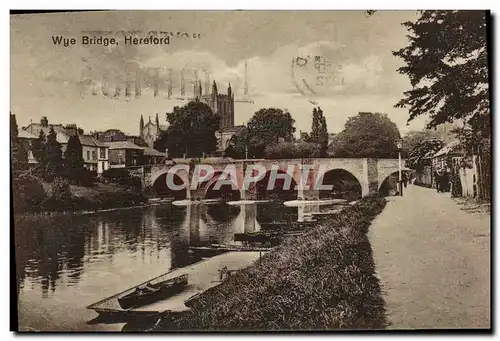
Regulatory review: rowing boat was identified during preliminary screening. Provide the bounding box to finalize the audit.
[118,274,188,310]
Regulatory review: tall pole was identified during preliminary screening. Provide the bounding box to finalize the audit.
[398,149,403,196]
[244,61,248,96]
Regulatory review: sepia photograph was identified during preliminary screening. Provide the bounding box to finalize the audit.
[10,9,491,332]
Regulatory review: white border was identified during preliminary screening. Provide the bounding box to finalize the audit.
[3,3,498,341]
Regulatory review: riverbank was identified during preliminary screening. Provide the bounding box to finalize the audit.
[156,195,388,331]
[14,182,148,219]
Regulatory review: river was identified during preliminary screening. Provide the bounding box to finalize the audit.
[14,200,340,331]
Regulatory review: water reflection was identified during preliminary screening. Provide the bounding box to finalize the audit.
[15,200,337,331]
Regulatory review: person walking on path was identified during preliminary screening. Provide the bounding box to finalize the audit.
[434,170,441,192]
[402,172,408,188]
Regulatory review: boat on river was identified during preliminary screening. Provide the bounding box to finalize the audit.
[118,274,188,310]
[86,273,188,320]
[189,244,272,253]
[87,252,264,322]
[283,198,348,207]
[234,230,304,243]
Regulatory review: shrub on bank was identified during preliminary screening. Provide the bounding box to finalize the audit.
[165,195,387,331]
[12,173,46,213]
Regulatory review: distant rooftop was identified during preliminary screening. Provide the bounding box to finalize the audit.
[105,141,144,150]
[141,146,165,156]
[18,130,38,139]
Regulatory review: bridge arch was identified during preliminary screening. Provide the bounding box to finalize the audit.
[317,168,363,201]
[378,170,412,196]
[378,168,412,190]
[254,169,298,200]
[203,171,242,201]
[152,172,188,199]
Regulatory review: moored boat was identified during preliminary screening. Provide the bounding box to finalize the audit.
[117,274,188,310]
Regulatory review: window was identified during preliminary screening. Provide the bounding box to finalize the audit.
[92,151,97,160]
[99,148,106,159]
[87,151,90,160]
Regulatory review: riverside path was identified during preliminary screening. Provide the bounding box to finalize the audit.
[368,184,490,329]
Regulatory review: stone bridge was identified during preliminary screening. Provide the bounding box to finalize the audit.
[132,158,410,200]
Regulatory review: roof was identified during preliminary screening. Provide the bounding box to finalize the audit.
[432,140,462,158]
[105,141,145,150]
[22,125,69,144]
[141,147,165,156]
[222,125,246,133]
[18,130,38,139]
[79,135,108,147]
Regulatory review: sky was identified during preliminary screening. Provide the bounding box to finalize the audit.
[10,10,428,137]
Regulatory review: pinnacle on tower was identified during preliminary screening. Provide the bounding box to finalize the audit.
[228,83,232,97]
[139,114,144,138]
[198,80,203,97]
[212,80,218,95]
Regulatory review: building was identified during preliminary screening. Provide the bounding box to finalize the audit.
[135,80,238,154]
[139,114,168,148]
[192,80,238,152]
[79,135,110,174]
[141,146,166,165]
[195,80,235,132]
[18,130,38,166]
[22,116,73,153]
[92,129,129,143]
[106,141,145,168]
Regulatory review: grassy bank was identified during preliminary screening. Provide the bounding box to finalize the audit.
[160,195,387,331]
[15,182,147,217]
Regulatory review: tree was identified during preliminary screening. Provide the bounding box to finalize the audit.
[393,10,490,200]
[247,108,296,144]
[32,130,46,163]
[318,109,329,157]
[225,127,248,159]
[309,107,329,157]
[393,11,489,139]
[402,130,441,157]
[64,135,85,184]
[44,126,64,181]
[406,137,444,170]
[332,112,401,158]
[225,108,296,159]
[10,113,28,174]
[265,141,320,159]
[154,101,220,158]
[133,136,149,148]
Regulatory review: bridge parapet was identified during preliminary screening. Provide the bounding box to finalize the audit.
[143,157,408,199]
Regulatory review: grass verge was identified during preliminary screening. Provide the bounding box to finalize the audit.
[159,195,387,331]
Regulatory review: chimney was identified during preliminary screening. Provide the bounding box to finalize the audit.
[64,124,78,136]
[40,116,48,127]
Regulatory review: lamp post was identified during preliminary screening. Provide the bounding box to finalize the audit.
[396,138,403,196]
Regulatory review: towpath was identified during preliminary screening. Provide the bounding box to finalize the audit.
[368,184,490,329]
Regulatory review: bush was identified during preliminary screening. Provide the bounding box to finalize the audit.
[41,177,73,211]
[78,169,97,187]
[102,168,130,182]
[12,173,46,213]
[265,141,321,159]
